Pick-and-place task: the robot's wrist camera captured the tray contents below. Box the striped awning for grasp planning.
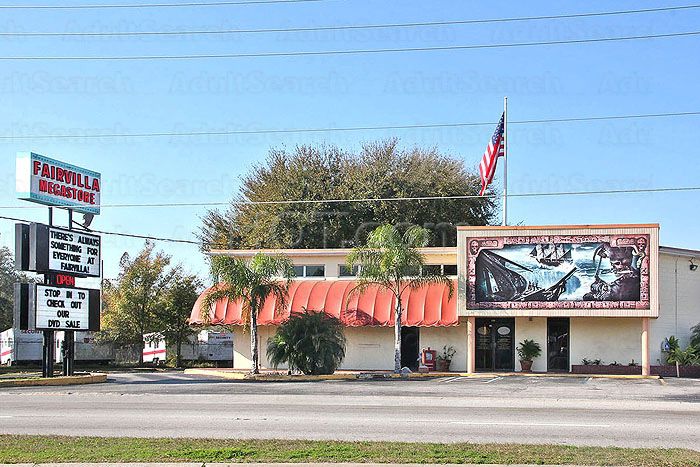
[190,279,457,327]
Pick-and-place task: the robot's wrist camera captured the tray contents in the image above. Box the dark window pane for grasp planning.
[422,265,441,276]
[293,266,304,277]
[404,266,420,277]
[339,265,358,277]
[443,264,458,275]
[305,265,325,277]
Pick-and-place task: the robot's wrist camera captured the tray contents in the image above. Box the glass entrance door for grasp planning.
[475,318,515,371]
[547,318,570,372]
[400,326,420,371]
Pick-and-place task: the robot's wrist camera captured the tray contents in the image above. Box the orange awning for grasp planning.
[190,279,457,327]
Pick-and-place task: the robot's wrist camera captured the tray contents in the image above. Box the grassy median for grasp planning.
[0,436,698,466]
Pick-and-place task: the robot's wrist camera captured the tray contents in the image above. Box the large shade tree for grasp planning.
[202,253,295,374]
[0,241,33,332]
[0,245,17,332]
[199,139,495,250]
[155,272,202,367]
[346,224,453,373]
[100,241,175,364]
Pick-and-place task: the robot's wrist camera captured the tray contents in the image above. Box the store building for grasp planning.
[190,224,700,374]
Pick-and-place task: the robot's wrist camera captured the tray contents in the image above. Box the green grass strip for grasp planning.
[0,435,698,466]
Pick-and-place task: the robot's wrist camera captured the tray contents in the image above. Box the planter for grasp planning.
[435,359,451,372]
[572,364,700,377]
[572,365,641,375]
[651,365,700,378]
[520,359,533,372]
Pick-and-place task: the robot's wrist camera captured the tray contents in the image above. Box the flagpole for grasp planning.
[502,96,508,226]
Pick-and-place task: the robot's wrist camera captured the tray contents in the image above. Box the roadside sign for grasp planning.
[19,223,101,278]
[28,284,100,331]
[16,152,101,215]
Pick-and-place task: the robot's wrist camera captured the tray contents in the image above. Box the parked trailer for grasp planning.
[142,330,233,365]
[0,328,44,365]
[142,332,167,364]
[55,331,115,365]
[1,328,115,366]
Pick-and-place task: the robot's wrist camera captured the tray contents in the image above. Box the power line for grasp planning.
[1,185,698,246]
[3,4,699,37]
[1,30,699,61]
[1,186,699,212]
[1,110,698,140]
[0,214,201,244]
[0,0,329,10]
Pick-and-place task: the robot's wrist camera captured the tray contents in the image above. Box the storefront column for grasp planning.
[467,316,476,374]
[641,317,650,376]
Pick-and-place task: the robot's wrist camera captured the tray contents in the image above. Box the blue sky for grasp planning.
[0,0,699,285]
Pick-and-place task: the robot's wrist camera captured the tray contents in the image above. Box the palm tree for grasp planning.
[267,310,347,375]
[346,224,453,373]
[202,253,295,374]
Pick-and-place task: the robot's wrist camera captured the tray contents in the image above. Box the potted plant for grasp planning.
[516,339,542,372]
[436,345,456,372]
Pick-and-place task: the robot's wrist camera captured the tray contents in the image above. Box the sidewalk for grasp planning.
[184,367,659,381]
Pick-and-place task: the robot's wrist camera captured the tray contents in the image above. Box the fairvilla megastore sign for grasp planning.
[13,151,103,377]
[15,152,101,215]
[191,223,699,377]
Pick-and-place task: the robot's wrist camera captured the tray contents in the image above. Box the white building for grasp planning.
[190,224,699,374]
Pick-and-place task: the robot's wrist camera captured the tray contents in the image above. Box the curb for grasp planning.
[183,368,660,382]
[0,372,107,388]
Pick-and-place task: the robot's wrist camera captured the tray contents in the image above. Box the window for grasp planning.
[404,265,420,277]
[338,265,359,277]
[305,265,325,277]
[293,265,326,277]
[419,264,457,276]
[443,264,458,276]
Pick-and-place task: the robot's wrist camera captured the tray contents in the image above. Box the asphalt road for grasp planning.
[0,372,699,449]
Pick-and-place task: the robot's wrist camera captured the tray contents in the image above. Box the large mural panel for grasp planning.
[466,234,650,309]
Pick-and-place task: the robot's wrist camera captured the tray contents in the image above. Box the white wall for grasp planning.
[232,324,468,371]
[570,318,642,367]
[514,317,548,372]
[232,326,282,370]
[651,253,700,364]
[419,323,468,372]
[341,327,394,370]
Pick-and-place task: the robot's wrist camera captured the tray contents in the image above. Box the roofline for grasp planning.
[457,223,660,231]
[208,246,458,257]
[659,246,700,258]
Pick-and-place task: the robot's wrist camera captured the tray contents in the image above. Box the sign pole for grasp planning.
[63,208,75,376]
[42,207,54,377]
[502,96,508,226]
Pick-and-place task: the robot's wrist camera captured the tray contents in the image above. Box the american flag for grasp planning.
[479,112,505,196]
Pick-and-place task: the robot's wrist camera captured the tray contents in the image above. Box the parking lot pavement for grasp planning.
[1,372,698,449]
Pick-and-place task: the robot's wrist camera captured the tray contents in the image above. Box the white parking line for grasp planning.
[0,415,12,418]
[437,376,462,383]
[484,377,501,383]
[449,421,610,428]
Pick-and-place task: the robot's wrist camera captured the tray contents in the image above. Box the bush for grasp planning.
[691,323,700,349]
[516,339,542,361]
[664,335,700,366]
[666,347,700,366]
[266,310,346,375]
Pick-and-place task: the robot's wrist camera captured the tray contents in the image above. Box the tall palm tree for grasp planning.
[346,224,453,374]
[202,253,295,374]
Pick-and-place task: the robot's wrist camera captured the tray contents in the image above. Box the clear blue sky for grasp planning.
[1,0,699,285]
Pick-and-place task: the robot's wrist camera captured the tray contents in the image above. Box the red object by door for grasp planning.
[421,347,437,371]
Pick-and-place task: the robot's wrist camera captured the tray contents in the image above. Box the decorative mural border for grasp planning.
[466,234,651,310]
